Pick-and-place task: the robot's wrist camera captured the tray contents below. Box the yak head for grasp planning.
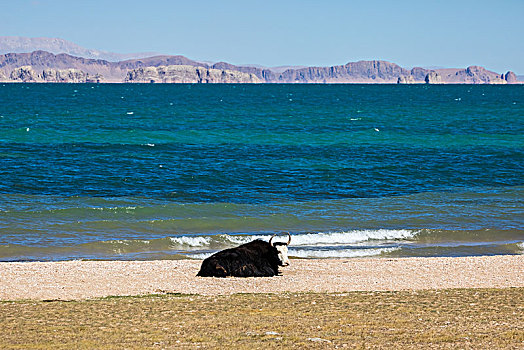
[269,232,291,266]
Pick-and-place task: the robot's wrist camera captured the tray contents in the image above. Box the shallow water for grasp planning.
[0,83,522,260]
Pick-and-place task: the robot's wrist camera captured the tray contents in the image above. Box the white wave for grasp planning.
[167,230,414,249]
[103,239,151,246]
[518,242,524,253]
[289,230,415,246]
[226,234,273,245]
[289,247,398,258]
[170,234,276,248]
[185,252,214,260]
[89,206,137,211]
[169,236,211,247]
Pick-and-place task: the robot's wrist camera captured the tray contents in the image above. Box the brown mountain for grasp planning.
[0,50,519,84]
[211,62,277,81]
[278,60,411,83]
[124,65,261,84]
[0,51,209,82]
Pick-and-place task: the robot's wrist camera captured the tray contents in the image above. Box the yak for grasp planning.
[197,233,291,277]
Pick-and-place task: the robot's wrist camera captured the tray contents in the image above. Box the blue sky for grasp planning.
[1,0,523,73]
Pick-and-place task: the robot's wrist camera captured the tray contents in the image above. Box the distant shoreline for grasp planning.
[1,81,523,85]
[0,50,521,84]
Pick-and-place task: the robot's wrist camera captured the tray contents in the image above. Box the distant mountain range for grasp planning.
[0,37,520,84]
[0,36,158,62]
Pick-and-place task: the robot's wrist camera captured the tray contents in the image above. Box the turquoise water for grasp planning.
[0,83,522,261]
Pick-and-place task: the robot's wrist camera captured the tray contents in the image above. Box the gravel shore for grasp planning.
[0,255,522,300]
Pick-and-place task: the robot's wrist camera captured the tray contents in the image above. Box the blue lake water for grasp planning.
[0,83,522,261]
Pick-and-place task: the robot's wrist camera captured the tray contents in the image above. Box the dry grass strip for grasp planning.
[1,288,523,349]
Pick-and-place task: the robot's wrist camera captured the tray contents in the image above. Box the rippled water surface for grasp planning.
[0,83,522,260]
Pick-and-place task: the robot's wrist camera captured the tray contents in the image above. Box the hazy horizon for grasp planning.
[0,0,523,74]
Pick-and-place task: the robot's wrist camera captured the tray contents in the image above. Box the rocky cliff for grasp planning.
[279,60,412,83]
[397,75,416,84]
[7,65,101,83]
[440,66,506,84]
[125,65,261,83]
[425,71,443,84]
[420,66,516,84]
[211,62,277,81]
[0,50,520,84]
[0,51,120,82]
[505,71,518,84]
[9,66,39,82]
[40,68,102,83]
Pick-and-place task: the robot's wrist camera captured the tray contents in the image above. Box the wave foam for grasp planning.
[288,230,415,246]
[185,252,214,260]
[289,247,398,258]
[169,236,211,247]
[168,230,415,249]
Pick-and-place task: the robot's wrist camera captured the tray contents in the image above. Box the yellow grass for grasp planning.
[1,288,523,349]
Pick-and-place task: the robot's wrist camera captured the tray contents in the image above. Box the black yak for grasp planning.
[196,233,291,277]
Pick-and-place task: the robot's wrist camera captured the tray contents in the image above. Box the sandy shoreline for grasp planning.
[0,255,522,300]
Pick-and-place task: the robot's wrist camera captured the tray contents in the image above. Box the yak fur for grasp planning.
[197,240,284,277]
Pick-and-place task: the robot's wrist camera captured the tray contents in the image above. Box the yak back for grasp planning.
[197,239,281,277]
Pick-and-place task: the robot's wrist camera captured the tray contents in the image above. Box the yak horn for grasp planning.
[269,234,276,246]
[269,232,291,246]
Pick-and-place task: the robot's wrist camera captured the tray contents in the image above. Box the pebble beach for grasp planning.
[1,255,522,301]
